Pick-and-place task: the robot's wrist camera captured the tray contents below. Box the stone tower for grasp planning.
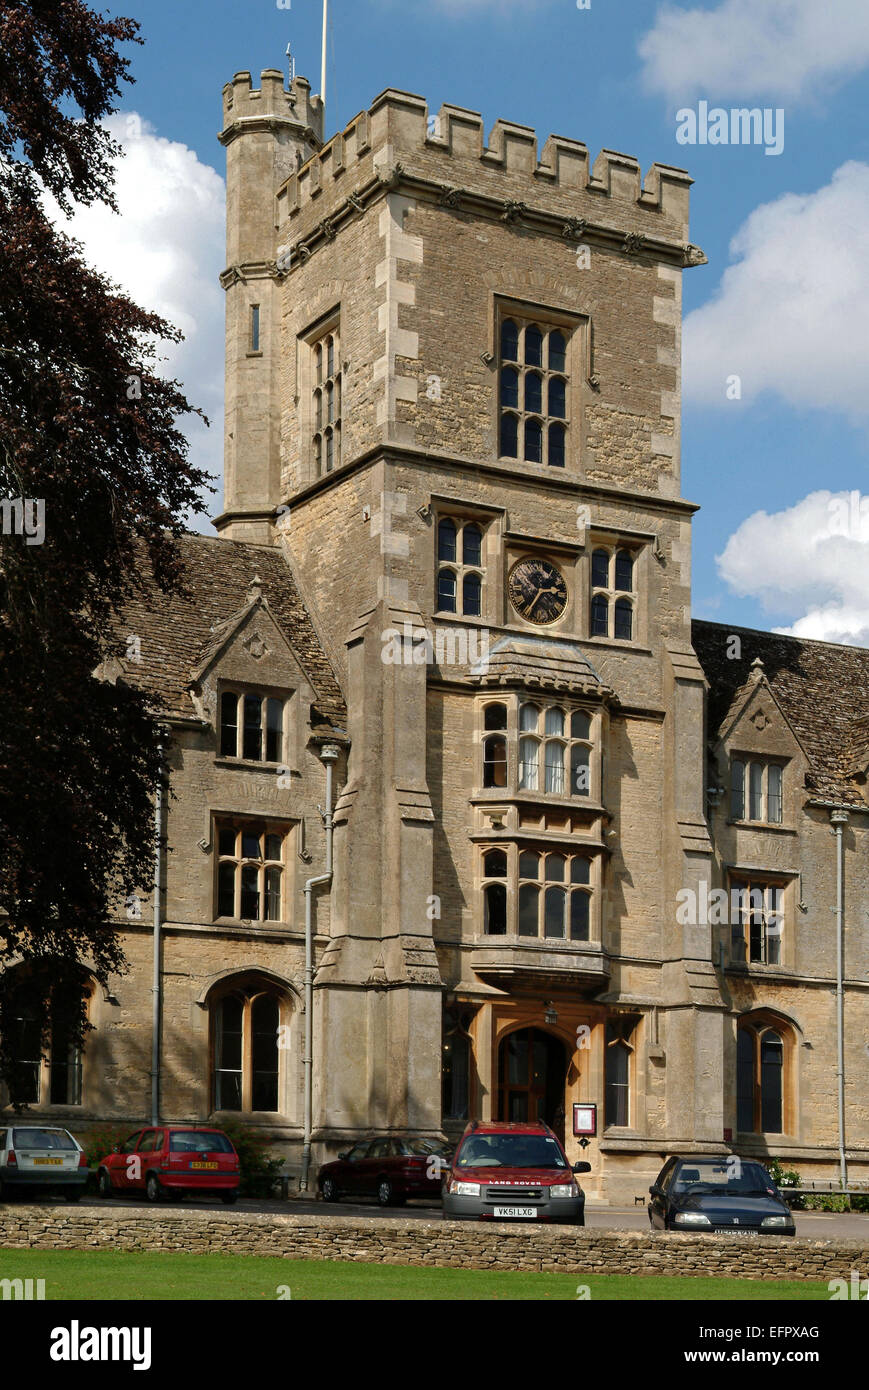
[219,73,718,1192]
[216,70,323,542]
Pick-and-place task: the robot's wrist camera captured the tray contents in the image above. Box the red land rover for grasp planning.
[442,1120,591,1224]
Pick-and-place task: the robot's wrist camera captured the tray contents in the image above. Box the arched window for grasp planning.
[524,418,542,464]
[438,517,486,616]
[498,315,571,467]
[500,412,518,458]
[544,740,565,794]
[591,549,610,589]
[548,330,566,372]
[591,593,608,637]
[484,883,507,935]
[736,1020,789,1135]
[615,549,633,592]
[500,366,519,408]
[311,324,340,476]
[548,377,566,419]
[605,1026,632,1127]
[614,597,633,641]
[463,525,482,567]
[525,372,543,414]
[484,703,507,731]
[212,978,287,1114]
[525,324,543,366]
[442,1007,473,1120]
[463,572,482,617]
[519,735,539,790]
[501,318,519,361]
[437,569,457,613]
[438,517,457,562]
[548,422,566,468]
[1,967,91,1108]
[483,736,507,788]
[216,822,286,922]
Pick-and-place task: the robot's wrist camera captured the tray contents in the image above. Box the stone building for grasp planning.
[2,69,867,1202]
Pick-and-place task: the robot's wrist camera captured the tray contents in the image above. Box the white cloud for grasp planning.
[47,113,226,530]
[683,161,869,420]
[717,489,869,645]
[639,0,869,101]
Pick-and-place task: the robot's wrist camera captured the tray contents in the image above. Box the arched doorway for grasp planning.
[498,1028,567,1139]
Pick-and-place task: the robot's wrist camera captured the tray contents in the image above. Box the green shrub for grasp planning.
[213,1121,284,1197]
[763,1159,804,1208]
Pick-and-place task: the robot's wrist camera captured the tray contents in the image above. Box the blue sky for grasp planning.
[69,0,869,644]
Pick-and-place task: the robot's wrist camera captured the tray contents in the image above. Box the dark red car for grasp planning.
[97,1125,240,1204]
[318,1136,454,1207]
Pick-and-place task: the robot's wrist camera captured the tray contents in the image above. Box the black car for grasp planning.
[648,1155,795,1235]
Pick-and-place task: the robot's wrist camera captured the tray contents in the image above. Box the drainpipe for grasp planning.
[150,732,167,1128]
[300,742,339,1191]
[830,808,849,1191]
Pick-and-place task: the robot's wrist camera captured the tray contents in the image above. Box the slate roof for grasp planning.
[692,619,869,807]
[113,533,346,728]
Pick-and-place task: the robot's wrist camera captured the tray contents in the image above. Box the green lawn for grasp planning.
[0,1249,832,1300]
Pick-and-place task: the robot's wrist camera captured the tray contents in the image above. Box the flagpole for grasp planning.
[321,0,328,116]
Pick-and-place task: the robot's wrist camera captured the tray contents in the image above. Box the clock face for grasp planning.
[508,557,568,625]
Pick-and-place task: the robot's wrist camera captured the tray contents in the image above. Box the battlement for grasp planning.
[277,86,693,239]
[221,69,324,147]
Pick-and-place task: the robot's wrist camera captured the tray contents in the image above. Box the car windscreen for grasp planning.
[168,1131,234,1153]
[399,1138,453,1157]
[672,1161,774,1194]
[456,1134,568,1169]
[12,1128,77,1150]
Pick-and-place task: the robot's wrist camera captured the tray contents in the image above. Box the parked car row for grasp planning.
[0,1119,795,1233]
[0,1124,240,1204]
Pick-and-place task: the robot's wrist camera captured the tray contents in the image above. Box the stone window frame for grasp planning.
[730,755,785,826]
[735,1012,796,1138]
[494,298,583,471]
[218,685,288,766]
[727,873,787,967]
[478,841,601,944]
[588,541,638,644]
[604,1016,638,1130]
[477,696,599,803]
[214,817,292,925]
[0,969,92,1110]
[435,514,487,619]
[298,307,341,482]
[209,973,293,1116]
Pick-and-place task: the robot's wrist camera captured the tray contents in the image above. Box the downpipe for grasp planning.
[301,743,339,1191]
[150,731,167,1128]
[830,808,849,1191]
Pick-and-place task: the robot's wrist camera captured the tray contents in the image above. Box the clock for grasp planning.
[508,557,568,625]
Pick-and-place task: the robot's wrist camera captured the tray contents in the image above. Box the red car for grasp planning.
[97,1125,240,1204]
[318,1136,454,1207]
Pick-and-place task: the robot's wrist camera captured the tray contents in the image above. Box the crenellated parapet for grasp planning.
[274,87,703,272]
[220,68,324,149]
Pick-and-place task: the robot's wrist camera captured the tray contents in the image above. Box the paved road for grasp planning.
[59,1194,869,1240]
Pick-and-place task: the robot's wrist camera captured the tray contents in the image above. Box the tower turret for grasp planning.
[216,69,323,541]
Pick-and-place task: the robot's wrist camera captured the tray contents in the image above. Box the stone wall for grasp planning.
[1,1206,865,1281]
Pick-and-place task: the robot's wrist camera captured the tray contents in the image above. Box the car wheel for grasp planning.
[97,1169,114,1198]
[221,1190,238,1205]
[145,1173,163,1203]
[321,1177,340,1203]
[377,1178,394,1207]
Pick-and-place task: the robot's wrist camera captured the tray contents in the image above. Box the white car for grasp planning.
[0,1125,88,1201]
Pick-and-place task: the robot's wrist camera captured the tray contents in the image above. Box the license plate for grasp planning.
[717,1228,755,1236]
[493,1206,537,1219]
[33,1157,62,1166]
[190,1161,218,1170]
